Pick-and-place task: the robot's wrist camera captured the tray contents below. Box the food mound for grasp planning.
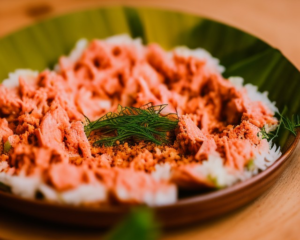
[0,35,281,206]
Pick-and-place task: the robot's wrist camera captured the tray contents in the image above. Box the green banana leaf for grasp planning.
[0,6,299,148]
[104,207,160,240]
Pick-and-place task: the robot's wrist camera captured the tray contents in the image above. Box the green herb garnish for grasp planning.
[280,113,300,136]
[260,110,300,142]
[246,159,255,171]
[84,103,179,147]
[260,124,281,142]
[0,182,11,193]
[3,141,12,153]
[207,174,220,188]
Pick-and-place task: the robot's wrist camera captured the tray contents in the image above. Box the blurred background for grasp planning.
[0,0,299,68]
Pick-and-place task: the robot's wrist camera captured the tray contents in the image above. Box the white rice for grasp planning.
[0,163,176,206]
[191,154,237,188]
[0,172,41,198]
[95,99,112,110]
[253,141,282,171]
[177,139,282,188]
[59,184,107,205]
[264,123,279,133]
[0,171,108,205]
[152,137,282,189]
[2,69,38,88]
[229,76,278,114]
[56,34,224,75]
[151,163,172,181]
[113,163,177,206]
[143,185,177,206]
[104,34,225,73]
[38,184,61,202]
[67,39,89,63]
[115,183,177,206]
[173,46,225,73]
[105,34,143,48]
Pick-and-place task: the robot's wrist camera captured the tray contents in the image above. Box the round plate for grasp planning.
[1,6,300,227]
[0,133,299,227]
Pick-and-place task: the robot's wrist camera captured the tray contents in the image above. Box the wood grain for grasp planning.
[0,0,300,239]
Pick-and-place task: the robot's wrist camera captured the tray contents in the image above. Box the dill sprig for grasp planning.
[260,111,300,142]
[260,124,281,142]
[280,114,300,136]
[84,103,179,147]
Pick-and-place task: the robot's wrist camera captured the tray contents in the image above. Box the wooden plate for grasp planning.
[0,6,300,228]
[0,132,299,227]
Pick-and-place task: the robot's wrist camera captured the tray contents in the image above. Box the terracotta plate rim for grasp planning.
[0,132,298,213]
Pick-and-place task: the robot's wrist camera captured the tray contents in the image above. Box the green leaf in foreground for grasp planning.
[0,182,11,193]
[104,208,160,240]
[84,103,179,147]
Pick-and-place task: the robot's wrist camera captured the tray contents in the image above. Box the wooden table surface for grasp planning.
[1,0,300,239]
